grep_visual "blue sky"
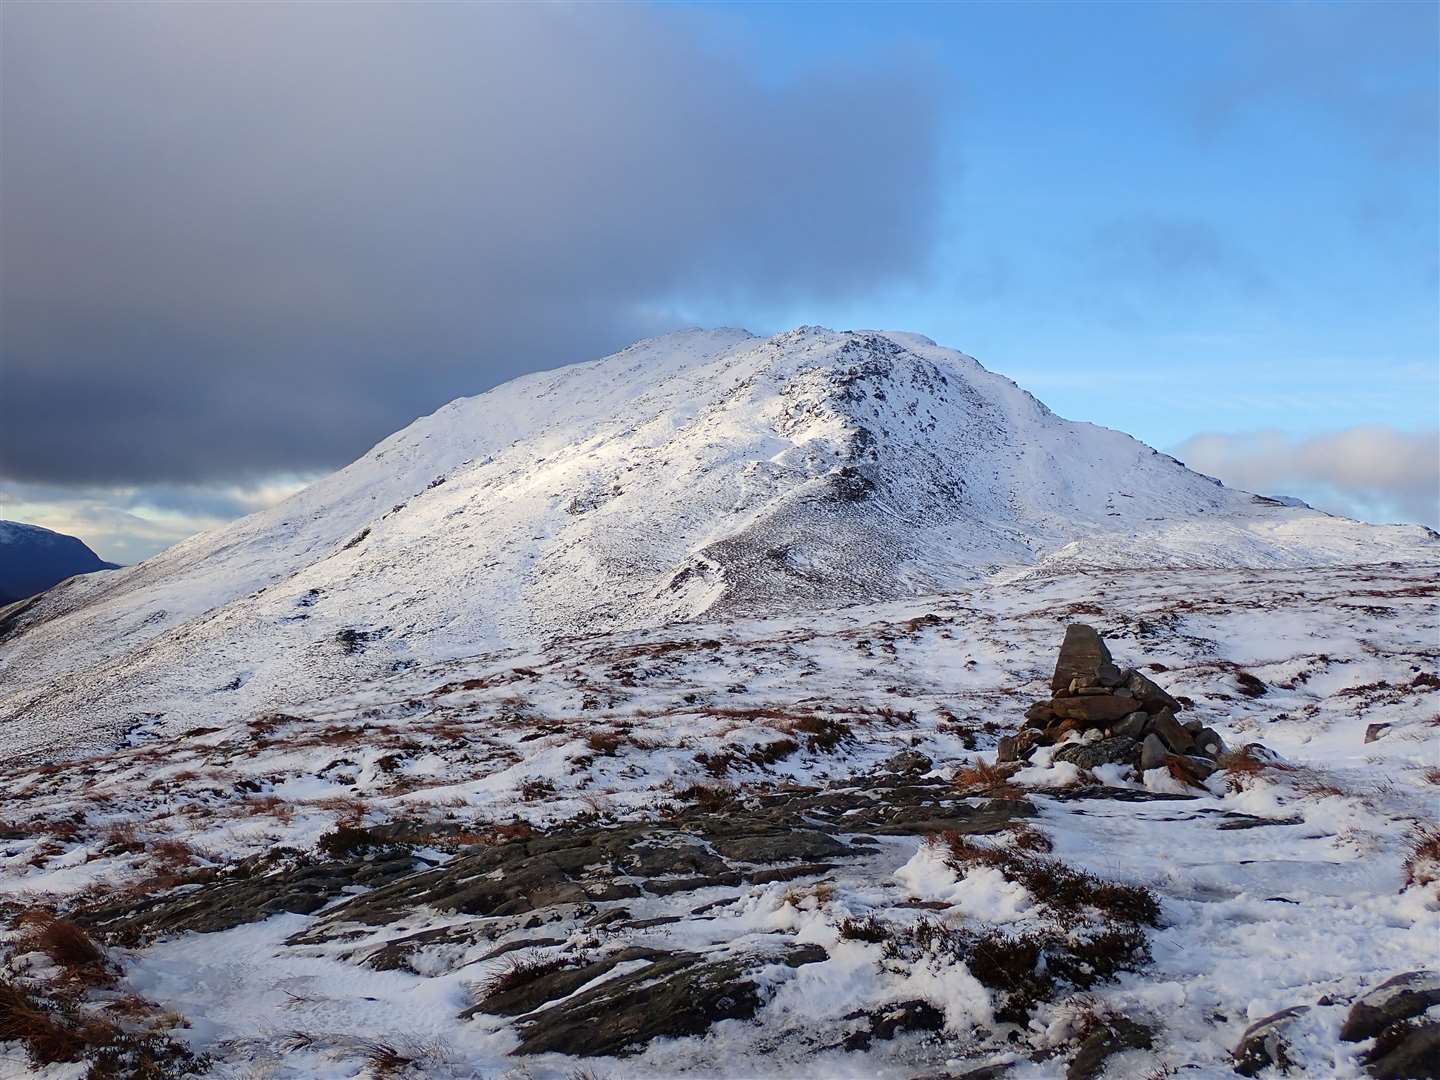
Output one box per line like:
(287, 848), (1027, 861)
(672, 1), (1438, 446)
(2, 1), (1436, 561)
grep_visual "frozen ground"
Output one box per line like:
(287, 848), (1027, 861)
(2, 561), (1435, 1078)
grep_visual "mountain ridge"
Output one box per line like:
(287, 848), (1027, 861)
(1, 326), (1434, 759)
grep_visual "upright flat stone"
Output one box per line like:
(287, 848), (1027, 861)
(1051, 624), (1113, 694)
(1050, 694), (1138, 725)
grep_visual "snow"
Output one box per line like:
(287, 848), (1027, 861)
(896, 846), (1034, 922)
(1, 326), (1437, 1077)
(2, 326), (1433, 762)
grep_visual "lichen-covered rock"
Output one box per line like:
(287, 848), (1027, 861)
(884, 749), (934, 775)
(1053, 736), (1138, 771)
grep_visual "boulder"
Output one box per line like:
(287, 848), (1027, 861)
(1024, 701), (1056, 728)
(1233, 1005), (1310, 1076)
(1139, 734), (1169, 772)
(1149, 708), (1194, 754)
(1365, 1020), (1440, 1080)
(1166, 754), (1217, 785)
(1193, 727), (1227, 758)
(1053, 736), (1138, 771)
(1124, 669), (1183, 713)
(1365, 723), (1392, 744)
(997, 730), (1042, 764)
(1050, 695), (1140, 725)
(1051, 624), (1113, 694)
(1110, 711), (1150, 740)
(1096, 661), (1125, 688)
(884, 750), (934, 775)
(1341, 970), (1440, 1043)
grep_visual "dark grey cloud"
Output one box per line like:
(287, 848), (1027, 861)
(0, 2), (942, 486)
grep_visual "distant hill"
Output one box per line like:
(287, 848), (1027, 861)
(0, 520), (118, 604)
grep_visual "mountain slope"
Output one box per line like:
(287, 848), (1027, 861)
(0, 519), (118, 604)
(1, 326), (1434, 758)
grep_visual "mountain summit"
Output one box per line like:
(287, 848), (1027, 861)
(1, 327), (1433, 756)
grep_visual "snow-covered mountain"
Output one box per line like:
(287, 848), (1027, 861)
(0, 327), (1433, 758)
(0, 519), (118, 604)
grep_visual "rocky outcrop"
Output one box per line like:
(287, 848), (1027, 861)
(1342, 970), (1440, 1080)
(1341, 970), (1440, 1043)
(1001, 623), (1242, 787)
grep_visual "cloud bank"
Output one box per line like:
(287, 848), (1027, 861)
(1, 477), (315, 564)
(1174, 425), (1440, 528)
(1, 2), (941, 487)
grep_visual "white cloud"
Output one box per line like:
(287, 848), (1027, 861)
(1173, 425), (1439, 528)
(1, 476), (314, 564)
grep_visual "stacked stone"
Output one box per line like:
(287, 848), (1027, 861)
(998, 624), (1228, 786)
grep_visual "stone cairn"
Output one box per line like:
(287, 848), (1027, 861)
(998, 624), (1229, 786)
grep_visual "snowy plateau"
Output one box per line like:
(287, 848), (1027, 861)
(0, 326), (1436, 1080)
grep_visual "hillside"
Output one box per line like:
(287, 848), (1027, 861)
(0, 562), (1435, 1078)
(0, 327), (1433, 761)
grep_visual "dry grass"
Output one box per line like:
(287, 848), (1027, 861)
(0, 977), (204, 1075)
(1403, 824), (1440, 890)
(309, 795), (368, 824)
(1000, 822), (1054, 854)
(357, 1038), (416, 1075)
(781, 882), (836, 908)
(773, 715), (853, 753)
(1218, 744), (1293, 792)
(931, 832), (1160, 926)
(246, 794), (294, 822)
(584, 731), (626, 756)
(103, 823), (145, 855)
(952, 758), (1023, 799)
(13, 911), (111, 980)
(475, 953), (580, 1000)
(672, 783), (736, 813)
(836, 915), (890, 943)
(148, 838), (198, 868)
